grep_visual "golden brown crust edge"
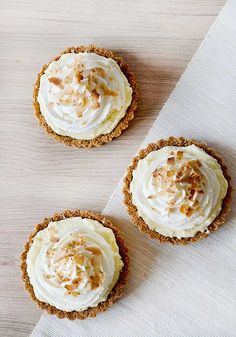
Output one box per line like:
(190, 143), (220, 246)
(123, 136), (232, 245)
(20, 209), (129, 320)
(33, 45), (138, 148)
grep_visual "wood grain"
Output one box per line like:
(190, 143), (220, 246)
(0, 0), (225, 336)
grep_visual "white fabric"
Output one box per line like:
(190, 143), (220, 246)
(31, 1), (236, 336)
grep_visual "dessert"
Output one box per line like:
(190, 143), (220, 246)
(123, 137), (231, 244)
(21, 210), (129, 319)
(33, 45), (138, 147)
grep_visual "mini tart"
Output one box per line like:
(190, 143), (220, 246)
(123, 137), (232, 244)
(33, 45), (138, 148)
(20, 209), (129, 319)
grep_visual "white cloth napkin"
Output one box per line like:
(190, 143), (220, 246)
(31, 1), (236, 336)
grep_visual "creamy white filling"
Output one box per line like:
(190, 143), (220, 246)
(27, 217), (123, 312)
(130, 145), (228, 238)
(37, 52), (132, 140)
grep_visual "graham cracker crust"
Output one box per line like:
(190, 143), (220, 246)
(123, 137), (232, 245)
(20, 209), (129, 319)
(33, 45), (138, 148)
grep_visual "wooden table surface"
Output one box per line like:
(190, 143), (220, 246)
(1, 0), (226, 336)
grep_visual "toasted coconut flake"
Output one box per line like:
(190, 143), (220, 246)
(192, 190), (198, 201)
(193, 175), (201, 184)
(180, 204), (189, 215)
(61, 277), (70, 283)
(186, 207), (194, 217)
(100, 83), (118, 97)
(82, 96), (88, 108)
(75, 64), (84, 82)
(64, 284), (74, 291)
(74, 254), (85, 266)
(176, 151), (183, 160)
(90, 272), (104, 290)
(65, 284), (80, 297)
(48, 77), (62, 86)
(87, 72), (95, 88)
(186, 177), (197, 185)
(191, 182), (199, 190)
(56, 272), (64, 282)
(87, 247), (101, 256)
(167, 170), (175, 177)
(91, 89), (100, 109)
(71, 291), (80, 297)
(91, 256), (96, 269)
(188, 188), (196, 201)
(167, 157), (175, 165)
(92, 89), (99, 100)
(72, 277), (82, 286)
(93, 67), (106, 77)
(188, 159), (202, 170)
(152, 168), (164, 178)
(76, 70), (84, 82)
(196, 159), (202, 167)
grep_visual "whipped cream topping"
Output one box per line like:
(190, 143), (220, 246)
(37, 53), (132, 140)
(130, 145), (228, 238)
(27, 217), (123, 312)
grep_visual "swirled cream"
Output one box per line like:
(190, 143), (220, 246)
(130, 145), (228, 238)
(37, 53), (132, 140)
(26, 217), (124, 311)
